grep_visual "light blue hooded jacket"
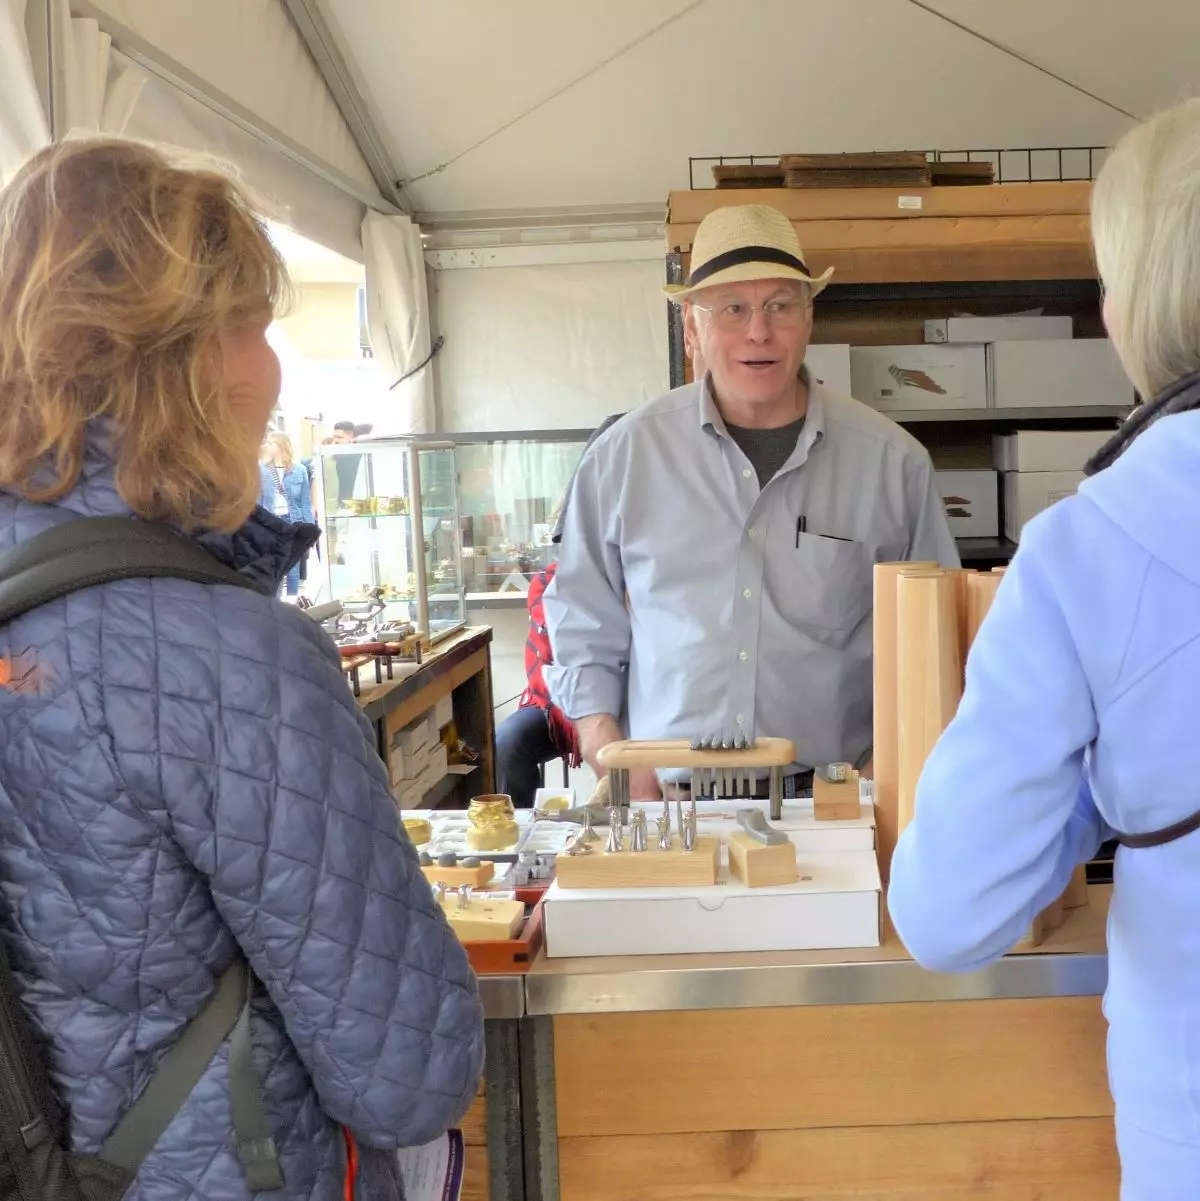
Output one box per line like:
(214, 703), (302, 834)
(889, 409), (1200, 1199)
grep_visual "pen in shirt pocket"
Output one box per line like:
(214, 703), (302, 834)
(795, 515), (806, 547)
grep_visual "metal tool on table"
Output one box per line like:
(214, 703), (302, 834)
(655, 800), (673, 851)
(604, 811), (624, 854)
(596, 735), (797, 838)
(629, 808), (648, 853)
(736, 808), (790, 846)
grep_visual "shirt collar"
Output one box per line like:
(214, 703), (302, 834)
(698, 367), (827, 454)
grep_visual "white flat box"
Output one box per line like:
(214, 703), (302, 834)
(988, 339), (1134, 409)
(925, 315), (1072, 344)
(425, 742), (448, 779)
(683, 796), (875, 855)
(850, 345), (987, 412)
(388, 747), (408, 787)
(414, 763), (443, 800)
(1004, 470), (1084, 541)
(804, 343), (852, 395)
(393, 717), (431, 759)
(543, 850), (880, 958)
(433, 694), (454, 730)
(935, 469), (999, 537)
(994, 429), (1113, 472)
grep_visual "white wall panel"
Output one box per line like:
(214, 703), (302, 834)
(432, 257), (669, 432)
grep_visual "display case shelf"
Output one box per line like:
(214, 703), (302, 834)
(314, 439), (467, 644)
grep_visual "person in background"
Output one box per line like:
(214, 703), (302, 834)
(545, 205), (957, 802)
(260, 430), (314, 596)
(888, 99), (1200, 1201)
(0, 137), (483, 1201)
(495, 414), (622, 806)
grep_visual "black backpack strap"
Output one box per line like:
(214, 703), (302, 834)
(0, 517), (257, 626)
(98, 961), (281, 1193)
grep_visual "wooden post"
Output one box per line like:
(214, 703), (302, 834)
(872, 561), (936, 882)
(896, 570), (963, 840)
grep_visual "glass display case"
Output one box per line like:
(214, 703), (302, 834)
(446, 430), (593, 601)
(314, 439), (466, 643)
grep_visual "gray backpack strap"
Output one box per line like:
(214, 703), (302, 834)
(99, 963), (281, 1190)
(0, 517), (256, 625)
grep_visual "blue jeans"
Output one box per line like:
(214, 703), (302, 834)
(283, 564), (300, 597)
(495, 706), (558, 808)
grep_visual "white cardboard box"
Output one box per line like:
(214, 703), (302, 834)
(433, 694), (454, 730)
(924, 315), (1072, 344)
(543, 850), (881, 958)
(1004, 470), (1084, 541)
(804, 343), (852, 396)
(988, 339), (1134, 409)
(425, 742), (449, 780)
(935, 469), (999, 537)
(849, 345), (987, 411)
(393, 717), (431, 759)
(994, 429), (1113, 473)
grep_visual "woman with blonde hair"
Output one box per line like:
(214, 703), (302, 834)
(0, 137), (483, 1200)
(889, 97), (1200, 1199)
(260, 430), (314, 595)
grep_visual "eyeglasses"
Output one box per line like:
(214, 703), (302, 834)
(691, 295), (812, 331)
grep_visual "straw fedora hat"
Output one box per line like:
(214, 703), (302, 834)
(664, 204), (834, 302)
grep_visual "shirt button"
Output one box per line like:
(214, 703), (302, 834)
(742, 468), (753, 479)
(748, 528), (758, 539)
(742, 588), (752, 599)
(736, 714), (745, 725)
(738, 650), (748, 662)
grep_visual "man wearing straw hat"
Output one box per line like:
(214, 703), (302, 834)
(544, 204), (958, 800)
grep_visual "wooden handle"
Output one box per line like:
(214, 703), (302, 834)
(596, 737), (796, 770)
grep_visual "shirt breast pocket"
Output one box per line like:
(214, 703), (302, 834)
(783, 533), (872, 638)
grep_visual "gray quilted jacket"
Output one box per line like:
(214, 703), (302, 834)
(0, 444), (486, 1200)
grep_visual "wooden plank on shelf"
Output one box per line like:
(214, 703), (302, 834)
(558, 1116), (1118, 1201)
(460, 1082), (489, 1201)
(932, 159), (996, 185)
(553, 997), (1111, 1137)
(713, 162), (784, 188)
(781, 151), (931, 171)
(786, 166), (932, 189)
(666, 180), (1092, 226)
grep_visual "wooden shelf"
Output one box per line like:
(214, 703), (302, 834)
(888, 406), (1127, 424)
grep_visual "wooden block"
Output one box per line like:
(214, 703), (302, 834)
(555, 836), (720, 889)
(712, 163), (784, 188)
(1041, 895), (1066, 933)
(966, 570), (1003, 655)
(1064, 864), (1090, 909)
(931, 159), (996, 185)
(421, 861), (495, 888)
(726, 832), (797, 888)
(439, 895), (525, 941)
(596, 738), (794, 770)
(812, 774), (861, 821)
(872, 561), (937, 881)
(786, 166), (932, 189)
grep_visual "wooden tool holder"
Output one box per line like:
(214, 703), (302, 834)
(596, 737), (796, 824)
(873, 563), (1089, 935)
(554, 737), (798, 890)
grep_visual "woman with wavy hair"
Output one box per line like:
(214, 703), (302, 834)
(890, 98), (1200, 1199)
(260, 430), (314, 595)
(0, 137), (483, 1200)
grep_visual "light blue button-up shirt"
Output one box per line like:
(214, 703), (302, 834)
(543, 374), (959, 776)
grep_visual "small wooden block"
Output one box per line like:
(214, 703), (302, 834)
(727, 832), (797, 888)
(1063, 864), (1089, 909)
(554, 836), (720, 889)
(421, 861), (494, 888)
(813, 773), (861, 822)
(1016, 911), (1045, 949)
(440, 896), (525, 941)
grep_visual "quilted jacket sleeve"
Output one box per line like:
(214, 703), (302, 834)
(101, 581), (485, 1149)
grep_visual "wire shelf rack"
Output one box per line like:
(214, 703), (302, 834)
(687, 146), (1110, 190)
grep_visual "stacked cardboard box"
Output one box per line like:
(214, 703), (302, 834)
(993, 430), (1114, 540)
(390, 696), (457, 807)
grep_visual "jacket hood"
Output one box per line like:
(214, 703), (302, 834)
(3, 433), (319, 595)
(1079, 409), (1200, 590)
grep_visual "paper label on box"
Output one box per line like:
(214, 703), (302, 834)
(898, 195), (923, 210)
